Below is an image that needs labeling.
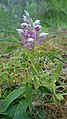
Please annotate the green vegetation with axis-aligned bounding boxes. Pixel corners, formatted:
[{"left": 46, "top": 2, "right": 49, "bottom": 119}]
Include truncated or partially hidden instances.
[{"left": 0, "top": 0, "right": 67, "bottom": 119}]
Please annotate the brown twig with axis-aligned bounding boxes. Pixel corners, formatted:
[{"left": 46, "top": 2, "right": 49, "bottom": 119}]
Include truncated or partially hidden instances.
[{"left": 54, "top": 55, "right": 67, "bottom": 64}]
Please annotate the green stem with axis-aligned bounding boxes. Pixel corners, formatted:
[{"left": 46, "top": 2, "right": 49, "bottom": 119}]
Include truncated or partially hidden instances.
[{"left": 31, "top": 46, "right": 35, "bottom": 63}]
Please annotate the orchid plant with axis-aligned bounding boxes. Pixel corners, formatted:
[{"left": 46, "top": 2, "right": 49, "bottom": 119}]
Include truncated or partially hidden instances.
[
  {"left": 0, "top": 11, "right": 64, "bottom": 119},
  {"left": 16, "top": 10, "right": 48, "bottom": 50},
  {"left": 17, "top": 10, "right": 49, "bottom": 114}
]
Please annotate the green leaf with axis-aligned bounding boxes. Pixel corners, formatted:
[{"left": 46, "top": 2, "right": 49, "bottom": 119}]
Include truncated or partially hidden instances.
[
  {"left": 39, "top": 86, "right": 51, "bottom": 93},
  {"left": 56, "top": 93, "right": 64, "bottom": 101},
  {"left": 2, "top": 104, "right": 17, "bottom": 117},
  {"left": 14, "top": 99, "right": 32, "bottom": 119},
  {"left": 33, "top": 76, "right": 40, "bottom": 89},
  {"left": 14, "top": 113, "right": 31, "bottom": 119},
  {"left": 36, "top": 110, "right": 46, "bottom": 119},
  {"left": 49, "top": 82, "right": 56, "bottom": 90},
  {"left": 41, "top": 81, "right": 52, "bottom": 92},
  {"left": 50, "top": 63, "right": 63, "bottom": 82},
  {"left": 31, "top": 63, "right": 39, "bottom": 76},
  {"left": 26, "top": 82, "right": 32, "bottom": 113},
  {"left": 40, "top": 72, "right": 49, "bottom": 80},
  {"left": 0, "top": 86, "right": 25, "bottom": 113}
]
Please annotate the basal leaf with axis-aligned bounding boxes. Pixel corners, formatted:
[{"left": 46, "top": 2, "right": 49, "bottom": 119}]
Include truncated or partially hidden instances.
[
  {"left": 1, "top": 104, "right": 17, "bottom": 117},
  {"left": 0, "top": 86, "right": 25, "bottom": 113},
  {"left": 26, "top": 82, "right": 32, "bottom": 113},
  {"left": 14, "top": 113, "right": 31, "bottom": 119},
  {"left": 14, "top": 99, "right": 32, "bottom": 119}
]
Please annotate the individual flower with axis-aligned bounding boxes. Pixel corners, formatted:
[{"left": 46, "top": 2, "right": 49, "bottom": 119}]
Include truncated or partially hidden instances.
[
  {"left": 28, "top": 38, "right": 34, "bottom": 42},
  {"left": 33, "top": 20, "right": 40, "bottom": 26},
  {"left": 21, "top": 23, "right": 29, "bottom": 29},
  {"left": 16, "top": 29, "right": 24, "bottom": 35},
  {"left": 23, "top": 30, "right": 29, "bottom": 38},
  {"left": 39, "top": 32, "right": 48, "bottom": 38},
  {"left": 27, "top": 30, "right": 38, "bottom": 39},
  {"left": 34, "top": 25, "right": 42, "bottom": 31},
  {"left": 37, "top": 38, "right": 42, "bottom": 44},
  {"left": 24, "top": 41, "right": 34, "bottom": 50}
]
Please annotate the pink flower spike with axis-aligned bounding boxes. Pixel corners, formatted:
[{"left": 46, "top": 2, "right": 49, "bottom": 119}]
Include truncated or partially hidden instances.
[
  {"left": 39, "top": 32, "right": 48, "bottom": 38},
  {"left": 16, "top": 10, "right": 49, "bottom": 50},
  {"left": 28, "top": 38, "right": 34, "bottom": 42},
  {"left": 16, "top": 29, "right": 24, "bottom": 35}
]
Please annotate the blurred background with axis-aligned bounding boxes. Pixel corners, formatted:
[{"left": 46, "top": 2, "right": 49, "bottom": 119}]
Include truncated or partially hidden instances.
[{"left": 0, "top": 0, "right": 67, "bottom": 41}]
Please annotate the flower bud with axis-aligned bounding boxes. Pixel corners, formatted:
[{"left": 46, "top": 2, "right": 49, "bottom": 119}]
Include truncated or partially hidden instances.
[
  {"left": 24, "top": 10, "right": 30, "bottom": 19},
  {"left": 23, "top": 15, "right": 27, "bottom": 22}
]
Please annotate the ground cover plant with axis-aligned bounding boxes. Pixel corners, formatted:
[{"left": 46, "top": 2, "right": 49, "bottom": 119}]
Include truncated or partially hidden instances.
[{"left": 0, "top": 10, "right": 67, "bottom": 119}]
